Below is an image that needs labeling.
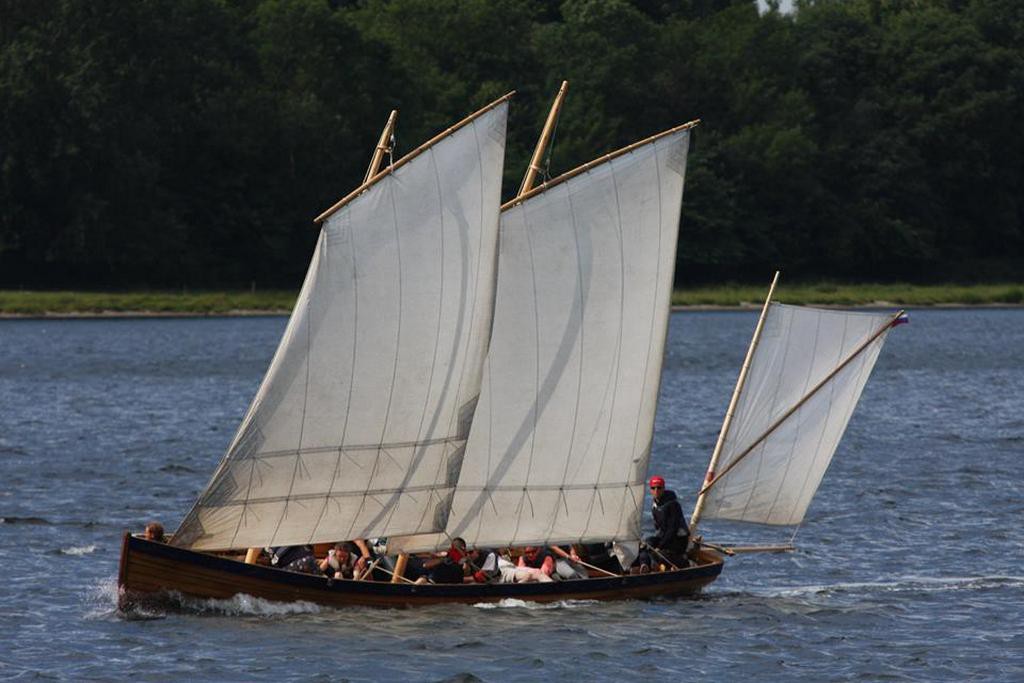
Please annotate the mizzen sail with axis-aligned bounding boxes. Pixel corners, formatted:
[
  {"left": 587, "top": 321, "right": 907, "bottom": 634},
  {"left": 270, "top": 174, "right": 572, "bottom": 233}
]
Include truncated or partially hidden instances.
[
  {"left": 173, "top": 98, "right": 509, "bottom": 551},
  {"left": 424, "top": 124, "right": 694, "bottom": 551},
  {"left": 699, "top": 304, "right": 900, "bottom": 526}
]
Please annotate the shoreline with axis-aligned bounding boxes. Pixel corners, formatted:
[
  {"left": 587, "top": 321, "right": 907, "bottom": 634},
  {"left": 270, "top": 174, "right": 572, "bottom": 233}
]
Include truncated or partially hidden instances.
[{"left": 2, "top": 284, "right": 1021, "bottom": 318}]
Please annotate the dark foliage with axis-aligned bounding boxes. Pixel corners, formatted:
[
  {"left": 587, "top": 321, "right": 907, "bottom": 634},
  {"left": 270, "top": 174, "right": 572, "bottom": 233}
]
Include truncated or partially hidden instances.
[{"left": 1, "top": 0, "right": 1020, "bottom": 288}]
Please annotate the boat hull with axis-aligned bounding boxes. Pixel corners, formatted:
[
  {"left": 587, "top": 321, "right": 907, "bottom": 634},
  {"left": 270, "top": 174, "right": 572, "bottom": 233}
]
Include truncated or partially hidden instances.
[{"left": 118, "top": 533, "right": 724, "bottom": 609}]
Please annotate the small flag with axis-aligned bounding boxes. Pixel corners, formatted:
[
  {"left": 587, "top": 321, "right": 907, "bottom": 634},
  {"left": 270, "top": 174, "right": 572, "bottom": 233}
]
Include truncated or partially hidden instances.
[{"left": 892, "top": 312, "right": 909, "bottom": 327}]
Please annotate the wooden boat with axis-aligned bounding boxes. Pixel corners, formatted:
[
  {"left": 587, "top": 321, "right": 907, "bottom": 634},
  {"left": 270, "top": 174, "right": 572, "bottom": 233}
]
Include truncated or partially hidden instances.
[
  {"left": 119, "top": 532, "right": 723, "bottom": 608},
  {"left": 117, "top": 84, "right": 903, "bottom": 610}
]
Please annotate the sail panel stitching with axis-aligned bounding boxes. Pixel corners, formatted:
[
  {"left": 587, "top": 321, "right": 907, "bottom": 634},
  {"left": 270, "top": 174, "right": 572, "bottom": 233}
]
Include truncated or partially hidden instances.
[
  {"left": 582, "top": 154, "right": 628, "bottom": 540},
  {"left": 507, "top": 177, "right": 544, "bottom": 548},
  {"left": 552, "top": 180, "right": 587, "bottom": 541},
  {"left": 346, "top": 178, "right": 404, "bottom": 542},
  {"left": 309, "top": 212, "right": 360, "bottom": 542}
]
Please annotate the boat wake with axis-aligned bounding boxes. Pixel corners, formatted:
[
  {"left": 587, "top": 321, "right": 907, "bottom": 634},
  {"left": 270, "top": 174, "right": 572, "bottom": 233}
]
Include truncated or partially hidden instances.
[
  {"left": 88, "top": 575, "right": 323, "bottom": 620},
  {"left": 84, "top": 578, "right": 165, "bottom": 621},
  {"left": 739, "top": 574, "right": 1024, "bottom": 600},
  {"left": 172, "top": 592, "right": 323, "bottom": 617},
  {"left": 474, "top": 598, "right": 599, "bottom": 610}
]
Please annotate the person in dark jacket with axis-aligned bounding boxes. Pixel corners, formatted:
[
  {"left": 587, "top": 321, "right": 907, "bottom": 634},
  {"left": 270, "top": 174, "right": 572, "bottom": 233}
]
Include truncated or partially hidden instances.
[{"left": 643, "top": 475, "right": 690, "bottom": 567}]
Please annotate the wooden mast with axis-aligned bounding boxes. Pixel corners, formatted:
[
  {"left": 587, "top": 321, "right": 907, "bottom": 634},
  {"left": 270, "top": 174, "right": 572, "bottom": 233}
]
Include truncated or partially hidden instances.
[
  {"left": 518, "top": 80, "right": 568, "bottom": 198},
  {"left": 364, "top": 110, "right": 398, "bottom": 184},
  {"left": 696, "top": 308, "right": 907, "bottom": 500},
  {"left": 690, "top": 271, "right": 780, "bottom": 532}
]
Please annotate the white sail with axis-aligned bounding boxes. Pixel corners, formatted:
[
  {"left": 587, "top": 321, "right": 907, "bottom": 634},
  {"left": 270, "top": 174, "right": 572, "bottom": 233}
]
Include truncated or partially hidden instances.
[
  {"left": 173, "top": 100, "right": 509, "bottom": 551},
  {"left": 700, "top": 304, "right": 898, "bottom": 526},
  {"left": 404, "top": 126, "right": 692, "bottom": 552}
]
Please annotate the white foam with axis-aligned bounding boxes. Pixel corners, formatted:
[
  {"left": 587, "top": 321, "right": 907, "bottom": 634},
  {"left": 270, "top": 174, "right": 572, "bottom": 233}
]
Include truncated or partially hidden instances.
[
  {"left": 753, "top": 574, "right": 1024, "bottom": 599},
  {"left": 176, "top": 592, "right": 323, "bottom": 617},
  {"left": 474, "top": 598, "right": 597, "bottom": 610},
  {"left": 60, "top": 544, "right": 97, "bottom": 556}
]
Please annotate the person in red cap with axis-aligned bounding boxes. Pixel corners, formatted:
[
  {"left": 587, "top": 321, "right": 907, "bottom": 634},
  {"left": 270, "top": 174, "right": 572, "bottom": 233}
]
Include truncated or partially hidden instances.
[{"left": 644, "top": 475, "right": 690, "bottom": 567}]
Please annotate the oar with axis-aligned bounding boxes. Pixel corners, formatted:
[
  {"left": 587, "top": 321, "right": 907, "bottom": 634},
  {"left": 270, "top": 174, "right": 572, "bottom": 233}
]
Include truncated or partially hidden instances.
[
  {"left": 719, "top": 544, "right": 794, "bottom": 554},
  {"left": 646, "top": 545, "right": 679, "bottom": 571},
  {"left": 548, "top": 545, "right": 619, "bottom": 578},
  {"left": 370, "top": 565, "right": 417, "bottom": 585},
  {"left": 356, "top": 556, "right": 383, "bottom": 581}
]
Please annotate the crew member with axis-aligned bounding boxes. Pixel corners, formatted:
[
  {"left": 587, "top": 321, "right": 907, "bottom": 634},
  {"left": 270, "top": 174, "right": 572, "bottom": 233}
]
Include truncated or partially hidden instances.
[{"left": 644, "top": 475, "right": 690, "bottom": 568}]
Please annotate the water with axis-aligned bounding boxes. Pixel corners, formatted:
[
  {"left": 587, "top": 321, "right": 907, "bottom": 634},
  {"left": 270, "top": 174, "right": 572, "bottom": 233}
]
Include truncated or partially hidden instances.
[{"left": 1, "top": 310, "right": 1022, "bottom": 681}]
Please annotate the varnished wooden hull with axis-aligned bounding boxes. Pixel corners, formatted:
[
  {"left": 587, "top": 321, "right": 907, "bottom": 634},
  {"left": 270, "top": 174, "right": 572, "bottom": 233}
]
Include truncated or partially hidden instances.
[{"left": 118, "top": 533, "right": 724, "bottom": 609}]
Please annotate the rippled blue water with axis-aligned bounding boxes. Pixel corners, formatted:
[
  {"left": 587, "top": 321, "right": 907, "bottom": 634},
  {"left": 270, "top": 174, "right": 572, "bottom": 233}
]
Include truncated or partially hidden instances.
[{"left": 1, "top": 309, "right": 1022, "bottom": 681}]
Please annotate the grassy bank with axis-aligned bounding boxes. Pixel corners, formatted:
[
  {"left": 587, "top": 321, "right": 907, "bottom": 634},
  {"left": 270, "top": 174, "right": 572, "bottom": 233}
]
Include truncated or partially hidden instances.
[
  {"left": 0, "top": 290, "right": 296, "bottom": 316},
  {"left": 1, "top": 283, "right": 1022, "bottom": 316},
  {"left": 671, "top": 282, "right": 1024, "bottom": 307}
]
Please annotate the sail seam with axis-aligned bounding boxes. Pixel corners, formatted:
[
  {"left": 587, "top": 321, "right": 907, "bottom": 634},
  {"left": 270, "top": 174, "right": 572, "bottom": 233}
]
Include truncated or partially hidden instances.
[
  {"left": 582, "top": 152, "right": 628, "bottom": 541},
  {"left": 266, "top": 239, "right": 318, "bottom": 546},
  {"left": 553, "top": 179, "right": 586, "bottom": 542},
  {"left": 764, "top": 310, "right": 832, "bottom": 522},
  {"left": 623, "top": 139, "right": 666, "bottom": 538},
  {"left": 508, "top": 182, "right": 544, "bottom": 547},
  {"left": 346, "top": 174, "right": 405, "bottom": 542},
  {"left": 232, "top": 436, "right": 467, "bottom": 460},
  {"left": 394, "top": 144, "right": 447, "bottom": 536},
  {"left": 734, "top": 306, "right": 796, "bottom": 520},
  {"left": 308, "top": 210, "right": 360, "bottom": 542}
]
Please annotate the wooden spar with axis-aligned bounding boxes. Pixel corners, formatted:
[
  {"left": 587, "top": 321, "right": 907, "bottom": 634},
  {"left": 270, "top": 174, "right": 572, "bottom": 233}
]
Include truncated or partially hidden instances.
[
  {"left": 698, "top": 308, "right": 907, "bottom": 498},
  {"left": 721, "top": 544, "right": 794, "bottom": 554},
  {"left": 378, "top": 558, "right": 418, "bottom": 585},
  {"left": 647, "top": 545, "right": 679, "bottom": 571},
  {"left": 363, "top": 109, "right": 398, "bottom": 184},
  {"left": 697, "top": 540, "right": 735, "bottom": 556},
  {"left": 690, "top": 271, "right": 780, "bottom": 531},
  {"left": 357, "top": 556, "right": 383, "bottom": 581},
  {"left": 699, "top": 541, "right": 793, "bottom": 554},
  {"left": 315, "top": 92, "right": 515, "bottom": 224},
  {"left": 548, "top": 544, "right": 618, "bottom": 578},
  {"left": 502, "top": 119, "right": 701, "bottom": 211},
  {"left": 518, "top": 80, "right": 568, "bottom": 198},
  {"left": 243, "top": 548, "right": 260, "bottom": 565}
]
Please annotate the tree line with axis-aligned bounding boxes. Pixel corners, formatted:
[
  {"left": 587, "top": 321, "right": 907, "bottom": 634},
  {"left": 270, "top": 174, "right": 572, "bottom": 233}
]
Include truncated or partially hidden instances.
[{"left": 1, "top": 0, "right": 1021, "bottom": 288}]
